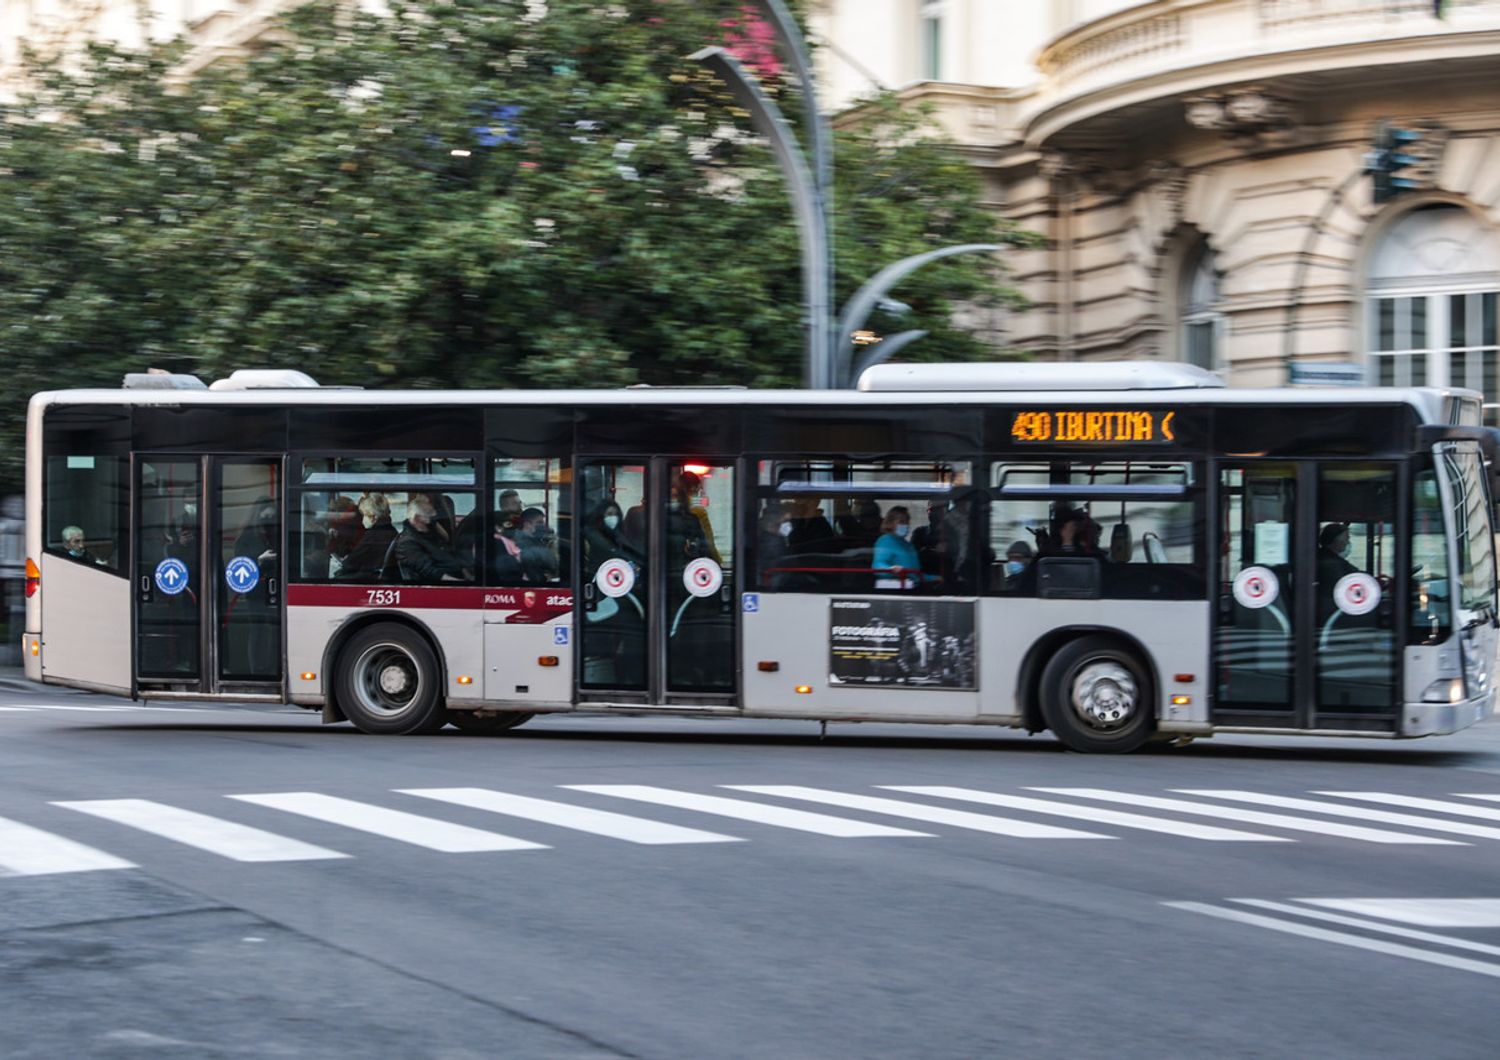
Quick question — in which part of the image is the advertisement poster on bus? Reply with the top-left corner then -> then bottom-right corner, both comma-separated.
828,598 -> 976,690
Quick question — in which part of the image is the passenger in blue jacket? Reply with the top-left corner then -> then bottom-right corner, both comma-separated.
873,506 -> 932,590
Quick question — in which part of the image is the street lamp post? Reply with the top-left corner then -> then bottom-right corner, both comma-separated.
693,2 -> 1004,389
690,44 -> 833,389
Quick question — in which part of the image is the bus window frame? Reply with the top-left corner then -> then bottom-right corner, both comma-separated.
748,454 -> 978,595
286,448 -> 483,586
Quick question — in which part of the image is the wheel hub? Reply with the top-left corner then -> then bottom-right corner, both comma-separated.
1070,661 -> 1137,730
378,664 -> 411,696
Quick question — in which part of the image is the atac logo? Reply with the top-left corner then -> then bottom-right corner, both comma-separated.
523,590 -> 537,609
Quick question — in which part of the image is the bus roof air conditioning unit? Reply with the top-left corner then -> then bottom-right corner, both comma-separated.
857,361 -> 1225,392
122,371 -> 207,390
208,369 -> 321,390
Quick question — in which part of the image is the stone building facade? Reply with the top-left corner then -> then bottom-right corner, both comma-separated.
5,2 -> 1499,413
811,0 -> 1500,418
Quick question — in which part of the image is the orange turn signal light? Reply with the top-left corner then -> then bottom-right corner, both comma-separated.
1174,673 -> 1195,683
456,675 -> 474,685
795,685 -> 813,695
300,672 -> 316,681
1171,695 -> 1192,706
758,661 -> 780,672
24,557 -> 39,598
538,656 -> 559,667
29,638 -> 39,657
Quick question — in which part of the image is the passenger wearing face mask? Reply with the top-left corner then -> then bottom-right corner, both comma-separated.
585,501 -> 640,570
873,506 -> 931,590
59,524 -> 104,565
1002,540 -> 1034,590
335,493 -> 396,582
1316,521 -> 1359,622
397,493 -> 471,583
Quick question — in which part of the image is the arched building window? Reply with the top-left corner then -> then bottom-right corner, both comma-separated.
1180,241 -> 1223,371
1366,204 -> 1500,423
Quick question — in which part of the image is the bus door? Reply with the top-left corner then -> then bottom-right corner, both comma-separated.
135,455 -> 283,694
1214,461 -> 1401,729
576,458 -> 739,706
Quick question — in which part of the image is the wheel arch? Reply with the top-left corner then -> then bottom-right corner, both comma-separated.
320,610 -> 450,721
1015,626 -> 1161,733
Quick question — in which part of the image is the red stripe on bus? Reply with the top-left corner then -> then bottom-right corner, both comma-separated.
286,584 -> 573,623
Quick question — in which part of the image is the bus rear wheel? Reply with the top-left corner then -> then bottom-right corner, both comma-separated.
448,710 -> 534,735
335,623 -> 447,735
1039,636 -> 1154,754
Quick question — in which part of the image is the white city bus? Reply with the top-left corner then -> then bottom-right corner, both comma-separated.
22,362 -> 1499,752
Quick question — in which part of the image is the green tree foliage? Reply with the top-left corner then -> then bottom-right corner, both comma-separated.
0,0 -> 1033,489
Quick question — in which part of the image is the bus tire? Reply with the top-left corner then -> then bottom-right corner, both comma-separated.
1039,636 -> 1154,754
448,710 -> 534,735
335,623 -> 447,735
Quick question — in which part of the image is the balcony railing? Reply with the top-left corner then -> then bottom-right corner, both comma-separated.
1038,0 -> 1500,94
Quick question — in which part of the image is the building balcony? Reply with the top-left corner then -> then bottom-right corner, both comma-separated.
1028,0 -> 1500,147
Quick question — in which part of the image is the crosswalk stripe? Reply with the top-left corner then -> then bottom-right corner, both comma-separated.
54,799 -> 349,862
1031,789 -> 1461,845
0,815 -> 135,876
1234,899 -> 1500,955
1454,794 -> 1500,806
1166,902 -> 1500,979
882,787 -> 1290,842
721,786 -> 1110,839
565,785 -> 932,838
1174,790 -> 1500,841
398,788 -> 743,845
1291,898 -> 1500,929
227,793 -> 546,853
1315,792 -> 1500,824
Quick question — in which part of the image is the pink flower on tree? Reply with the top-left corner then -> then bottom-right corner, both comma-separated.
722,5 -> 783,81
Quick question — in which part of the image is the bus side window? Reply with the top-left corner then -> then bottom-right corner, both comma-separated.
490,456 -> 571,587
43,451 -> 128,573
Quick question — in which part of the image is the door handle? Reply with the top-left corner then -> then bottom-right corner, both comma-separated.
267,577 -> 279,600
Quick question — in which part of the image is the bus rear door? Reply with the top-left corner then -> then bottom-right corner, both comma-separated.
576,458 -> 739,708
135,455 -> 284,696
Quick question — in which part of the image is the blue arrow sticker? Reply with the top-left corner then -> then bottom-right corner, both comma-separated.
224,555 -> 260,594
154,557 -> 189,596
553,626 -> 570,646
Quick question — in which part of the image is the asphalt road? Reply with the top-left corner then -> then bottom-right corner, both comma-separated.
3,679 -> 1500,1059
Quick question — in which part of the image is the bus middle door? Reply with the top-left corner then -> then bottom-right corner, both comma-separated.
577,458 -> 739,708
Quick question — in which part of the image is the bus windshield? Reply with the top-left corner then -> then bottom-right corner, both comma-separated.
1442,448 -> 1497,617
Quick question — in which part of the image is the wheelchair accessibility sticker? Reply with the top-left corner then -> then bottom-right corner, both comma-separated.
742,593 -> 760,614
553,626 -> 571,646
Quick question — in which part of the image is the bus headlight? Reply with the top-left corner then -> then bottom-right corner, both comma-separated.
1421,678 -> 1465,704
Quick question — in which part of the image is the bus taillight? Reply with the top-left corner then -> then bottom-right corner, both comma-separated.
24,557 -> 39,598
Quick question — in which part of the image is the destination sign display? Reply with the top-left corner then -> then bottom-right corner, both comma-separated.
1010,409 -> 1177,445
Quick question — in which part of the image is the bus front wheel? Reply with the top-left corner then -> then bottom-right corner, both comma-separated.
1039,636 -> 1154,754
448,710 -> 534,735
335,623 -> 447,735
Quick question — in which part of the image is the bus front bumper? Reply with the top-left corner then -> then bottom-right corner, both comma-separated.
1401,689 -> 1495,737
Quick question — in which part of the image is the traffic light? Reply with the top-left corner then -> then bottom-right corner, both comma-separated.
1365,122 -> 1425,205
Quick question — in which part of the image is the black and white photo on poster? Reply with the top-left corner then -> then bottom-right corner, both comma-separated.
828,598 -> 976,689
